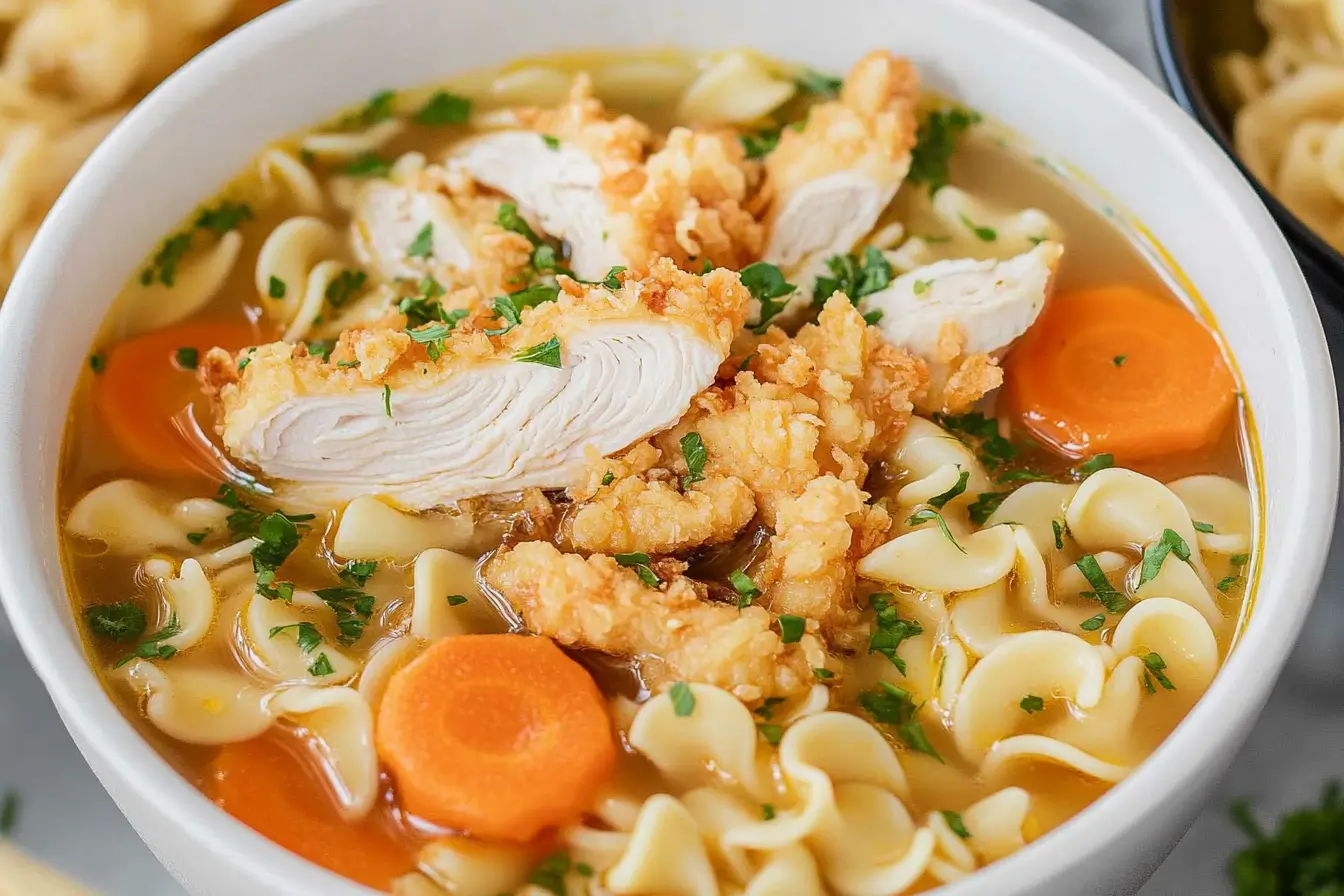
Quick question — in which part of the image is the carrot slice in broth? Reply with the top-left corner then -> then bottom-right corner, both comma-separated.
1003,285 -> 1237,461
211,731 -> 416,888
93,320 -> 257,475
376,634 -> 616,843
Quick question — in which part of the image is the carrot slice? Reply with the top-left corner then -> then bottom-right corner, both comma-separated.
211,731 -> 415,888
1003,286 -> 1237,460
376,634 -> 616,842
94,320 -> 258,475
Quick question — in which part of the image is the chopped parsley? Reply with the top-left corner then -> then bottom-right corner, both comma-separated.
1020,694 -> 1045,714
527,850 -> 571,895
680,432 -> 707,489
445,595 -> 469,606
795,68 -> 842,96
913,279 -> 932,297
251,512 -> 308,601
1194,521 -> 1216,534
814,246 -> 893,305
933,412 -> 1020,470
140,232 -> 194,287
343,152 -> 391,177
741,127 -> 781,160
576,265 -> 627,291
174,347 -> 198,370
1229,782 -> 1344,894
907,508 -> 966,554
740,262 -> 798,333
540,134 -> 560,150
1052,519 -> 1067,550
339,560 -> 378,587
348,89 -> 395,127
813,667 -> 835,680
669,681 -> 695,716
968,491 -> 1009,526
186,529 -> 210,545
114,615 -> 182,667
268,275 -> 287,299
1076,453 -> 1115,477
1143,651 -> 1176,691
730,570 -> 759,609
1232,552 -> 1250,567
859,680 -> 942,762
754,697 -> 786,721
869,592 -> 923,674
1113,354 -> 1127,367
514,336 -> 563,368
863,309 -> 884,325
1080,613 -> 1107,632
960,213 -> 997,242
237,356 -> 251,373
83,601 -> 146,641
497,202 -> 544,246
942,810 -> 972,839
212,484 -> 315,540
308,653 -> 334,677
600,471 -> 615,486
1075,554 -> 1129,614
762,803 -> 776,821
268,621 -> 322,654
778,614 -> 806,644
406,222 -> 435,259
89,353 -> 106,373
1217,575 -> 1241,593
996,469 -> 1055,484
757,723 -> 784,745
928,468 -> 970,509
313,586 -> 376,646
324,269 -> 368,307
908,106 -> 981,194
407,319 -> 459,361
614,552 -> 662,589
414,91 -> 472,126
383,384 -> 392,417
485,283 -> 561,337
1138,528 -> 1193,586
195,201 -> 253,236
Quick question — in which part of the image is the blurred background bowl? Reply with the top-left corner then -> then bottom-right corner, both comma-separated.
1150,0 -> 1344,299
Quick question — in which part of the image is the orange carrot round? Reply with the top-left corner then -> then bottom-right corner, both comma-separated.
376,634 -> 616,842
94,320 -> 258,475
1003,286 -> 1237,460
212,732 -> 415,888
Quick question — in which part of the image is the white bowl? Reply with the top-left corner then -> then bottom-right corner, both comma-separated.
0,0 -> 1335,893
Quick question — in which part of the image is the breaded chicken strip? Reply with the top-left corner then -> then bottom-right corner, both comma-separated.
562,474 -> 756,556
655,296 -> 927,525
486,541 -> 826,702
200,260 -> 749,510
760,50 -> 920,320
757,476 -> 892,650
454,76 -> 763,280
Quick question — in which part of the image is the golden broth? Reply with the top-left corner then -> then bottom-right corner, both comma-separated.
58,49 -> 1254,893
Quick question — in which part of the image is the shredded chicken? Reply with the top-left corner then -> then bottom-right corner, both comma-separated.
756,476 -> 891,650
486,541 -> 825,702
562,474 -> 756,556
655,295 -> 927,525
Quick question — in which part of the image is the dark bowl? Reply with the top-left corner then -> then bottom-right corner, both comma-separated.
1150,0 -> 1344,302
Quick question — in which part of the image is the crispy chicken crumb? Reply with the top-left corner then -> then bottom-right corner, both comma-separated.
562,474 -> 756,556
486,541 -> 824,702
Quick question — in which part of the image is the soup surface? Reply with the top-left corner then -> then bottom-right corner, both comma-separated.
59,48 -> 1255,895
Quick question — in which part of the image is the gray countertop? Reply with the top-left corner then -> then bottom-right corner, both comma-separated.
3,1 -> 1342,893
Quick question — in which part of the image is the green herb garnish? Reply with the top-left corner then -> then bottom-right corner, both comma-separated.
1075,554 -> 1129,614
268,276 -> 287,299
669,681 -> 695,717
907,509 -> 966,553
324,269 -> 367,307
1080,613 -> 1107,632
680,432 -> 707,489
868,592 -> 923,674
445,595 -> 469,606
83,602 -> 147,641
928,468 -> 969,509
960,213 -> 997,241
313,586 -> 375,646
115,615 -> 182,667
1076,454 -> 1115,477
795,69 -> 842,96
269,621 -> 323,654
942,810 -> 972,839
757,723 -> 784,745
615,552 -> 662,589
1143,652 -> 1176,691
540,134 -> 560,150
740,262 -> 797,333
730,570 -> 759,609
343,152 -> 391,177
339,560 -> 378,588
406,222 -> 434,259
908,107 -> 981,194
778,614 -> 805,644
858,681 -> 942,762
175,347 -> 199,370
814,246 -> 892,305
195,201 -> 253,235
514,336 -> 563,368
1138,528 -> 1194,586
741,127 -> 782,159
414,91 -> 472,126
1020,694 -> 1045,714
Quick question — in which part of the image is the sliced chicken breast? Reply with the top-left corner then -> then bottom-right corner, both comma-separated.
200,260 -> 748,510
758,50 -> 920,320
452,76 -> 762,281
860,242 -> 1064,357
351,177 -> 475,281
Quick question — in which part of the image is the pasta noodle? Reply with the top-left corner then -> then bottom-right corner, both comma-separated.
1222,0 -> 1344,251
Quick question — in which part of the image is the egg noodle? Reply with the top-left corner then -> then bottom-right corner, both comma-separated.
56,45 -> 1253,896
1220,0 -> 1344,251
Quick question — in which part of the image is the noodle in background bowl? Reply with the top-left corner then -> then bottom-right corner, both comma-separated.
1150,0 -> 1344,300
0,0 -> 1335,893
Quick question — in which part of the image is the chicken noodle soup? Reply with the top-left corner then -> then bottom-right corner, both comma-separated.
59,48 -> 1255,894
